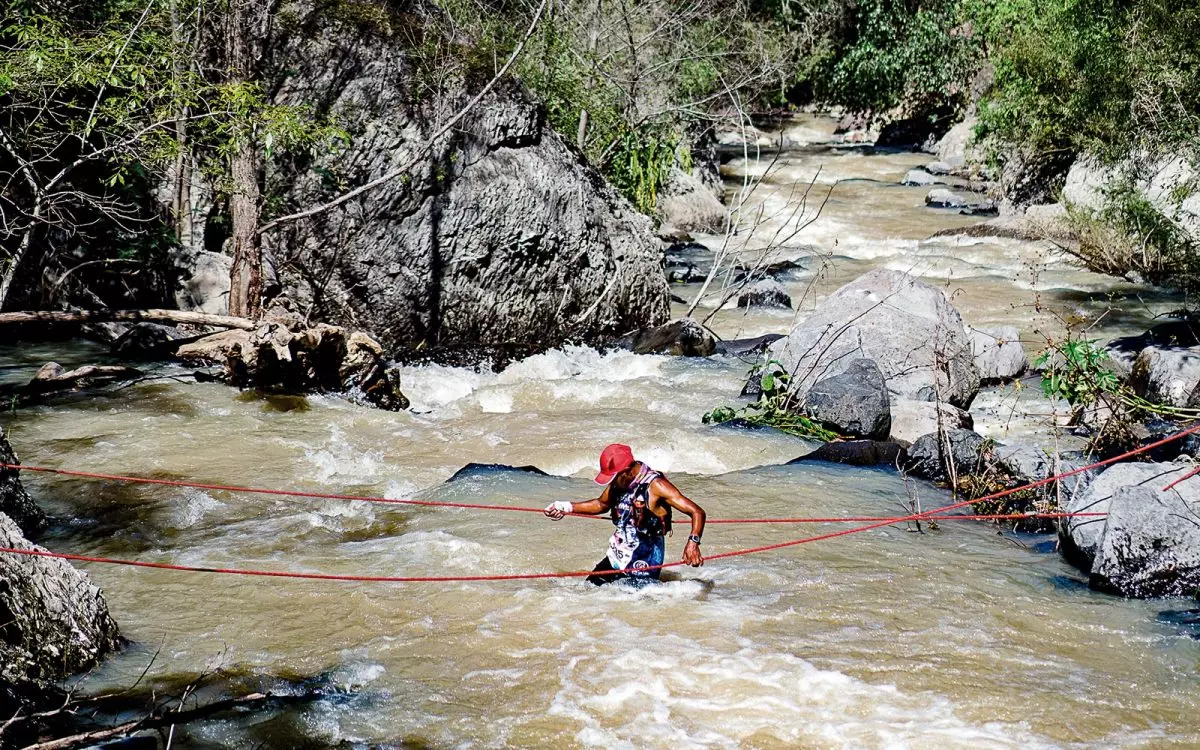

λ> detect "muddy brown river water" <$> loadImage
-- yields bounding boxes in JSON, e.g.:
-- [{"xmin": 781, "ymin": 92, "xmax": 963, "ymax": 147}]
[{"xmin": 1, "ymin": 116, "xmax": 1197, "ymax": 748}]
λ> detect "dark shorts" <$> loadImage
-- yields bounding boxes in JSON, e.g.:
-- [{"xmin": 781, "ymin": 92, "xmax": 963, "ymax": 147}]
[{"xmin": 586, "ymin": 555, "xmax": 662, "ymax": 587}]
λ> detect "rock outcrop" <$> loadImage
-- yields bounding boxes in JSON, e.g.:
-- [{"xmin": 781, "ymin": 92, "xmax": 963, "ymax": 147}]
[
  {"xmin": 0, "ymin": 513, "xmax": 120, "ymax": 693},
  {"xmin": 0, "ymin": 427, "xmax": 46, "ymax": 535},
  {"xmin": 0, "ymin": 442, "xmax": 119, "ymax": 712},
  {"xmin": 256, "ymin": 14, "xmax": 669, "ymax": 353},
  {"xmin": 1129, "ymin": 347, "xmax": 1200, "ymax": 408},
  {"xmin": 658, "ymin": 167, "xmax": 728, "ymax": 235},
  {"xmin": 1059, "ymin": 461, "xmax": 1200, "ymax": 597},
  {"xmin": 763, "ymin": 270, "xmax": 980, "ymax": 408},
  {"xmin": 802, "ymin": 359, "xmax": 891, "ymax": 440},
  {"xmin": 176, "ymin": 315, "xmax": 408, "ymax": 410}
]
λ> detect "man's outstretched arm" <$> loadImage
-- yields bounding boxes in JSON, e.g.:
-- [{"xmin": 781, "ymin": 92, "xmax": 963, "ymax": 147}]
[
  {"xmin": 653, "ymin": 478, "xmax": 706, "ymax": 567},
  {"xmin": 544, "ymin": 485, "xmax": 612, "ymax": 520}
]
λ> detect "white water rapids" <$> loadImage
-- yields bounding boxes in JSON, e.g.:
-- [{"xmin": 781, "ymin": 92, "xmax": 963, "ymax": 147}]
[{"xmin": 1, "ymin": 116, "xmax": 1197, "ymax": 748}]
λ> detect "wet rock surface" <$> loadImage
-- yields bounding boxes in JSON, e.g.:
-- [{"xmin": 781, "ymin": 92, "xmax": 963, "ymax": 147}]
[
  {"xmin": 1088, "ymin": 484, "xmax": 1200, "ymax": 598},
  {"xmin": 889, "ymin": 398, "xmax": 973, "ymax": 445},
  {"xmin": 617, "ymin": 318, "xmax": 716, "ymax": 357}
]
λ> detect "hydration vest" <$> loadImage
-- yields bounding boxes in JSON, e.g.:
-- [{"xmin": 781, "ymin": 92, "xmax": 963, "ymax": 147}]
[{"xmin": 611, "ymin": 463, "xmax": 672, "ymax": 538}]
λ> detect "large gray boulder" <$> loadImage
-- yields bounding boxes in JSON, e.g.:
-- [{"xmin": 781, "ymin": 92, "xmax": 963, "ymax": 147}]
[
  {"xmin": 1059, "ymin": 461, "xmax": 1197, "ymax": 571},
  {"xmin": 765, "ymin": 270, "xmax": 981, "ymax": 408},
  {"xmin": 260, "ymin": 15, "xmax": 669, "ymax": 352},
  {"xmin": 1063, "ymin": 155, "xmax": 1200, "ymax": 243},
  {"xmin": 1129, "ymin": 347, "xmax": 1200, "ymax": 408},
  {"xmin": 0, "ymin": 513, "xmax": 120, "ymax": 691},
  {"xmin": 0, "ymin": 426, "xmax": 45, "ymax": 536},
  {"xmin": 969, "ymin": 326, "xmax": 1028, "ymax": 383},
  {"xmin": 1089, "ymin": 485, "xmax": 1200, "ymax": 598},
  {"xmin": 802, "ymin": 359, "xmax": 891, "ymax": 440},
  {"xmin": 658, "ymin": 166, "xmax": 727, "ymax": 235}
]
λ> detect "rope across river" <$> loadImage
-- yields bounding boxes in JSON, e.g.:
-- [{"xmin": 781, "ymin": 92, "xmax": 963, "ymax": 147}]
[{"xmin": 1, "ymin": 422, "xmax": 1197, "ymax": 583}]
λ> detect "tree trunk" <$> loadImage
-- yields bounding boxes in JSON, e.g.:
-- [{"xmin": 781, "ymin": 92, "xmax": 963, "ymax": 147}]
[
  {"xmin": 225, "ymin": 0, "xmax": 262, "ymax": 319},
  {"xmin": 0, "ymin": 308, "xmax": 256, "ymax": 330},
  {"xmin": 0, "ymin": 200, "xmax": 42, "ymax": 312},
  {"xmin": 227, "ymin": 136, "xmax": 261, "ymax": 318}
]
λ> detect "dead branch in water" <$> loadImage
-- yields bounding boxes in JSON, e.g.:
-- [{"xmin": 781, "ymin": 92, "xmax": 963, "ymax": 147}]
[
  {"xmin": 0, "ymin": 309, "xmax": 256, "ymax": 331},
  {"xmin": 19, "ymin": 692, "xmax": 271, "ymax": 750}
]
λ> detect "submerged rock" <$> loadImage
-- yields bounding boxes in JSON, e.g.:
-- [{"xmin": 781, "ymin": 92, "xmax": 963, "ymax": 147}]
[
  {"xmin": 0, "ymin": 427, "xmax": 45, "ymax": 536},
  {"xmin": 715, "ymin": 334, "xmax": 784, "ymax": 357},
  {"xmin": 176, "ymin": 317, "xmax": 408, "ymax": 410},
  {"xmin": 969, "ymin": 326, "xmax": 1028, "ymax": 383},
  {"xmin": 24, "ymin": 362, "xmax": 143, "ymax": 398},
  {"xmin": 763, "ymin": 269, "xmax": 980, "ymax": 408},
  {"xmin": 789, "ymin": 440, "xmax": 905, "ymax": 468},
  {"xmin": 446, "ymin": 463, "xmax": 550, "ymax": 482},
  {"xmin": 737, "ymin": 279, "xmax": 792, "ymax": 309},
  {"xmin": 803, "ymin": 359, "xmax": 891, "ymax": 440},
  {"xmin": 902, "ymin": 169, "xmax": 943, "ymax": 187},
  {"xmin": 618, "ymin": 318, "xmax": 716, "ymax": 357}
]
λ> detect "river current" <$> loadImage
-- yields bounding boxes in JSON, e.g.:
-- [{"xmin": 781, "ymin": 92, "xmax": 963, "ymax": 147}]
[{"xmin": 1, "ymin": 116, "xmax": 1197, "ymax": 748}]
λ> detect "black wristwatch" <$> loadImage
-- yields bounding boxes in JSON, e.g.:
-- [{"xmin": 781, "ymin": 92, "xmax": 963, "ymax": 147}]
[{"xmin": 687, "ymin": 534, "xmax": 702, "ymax": 545}]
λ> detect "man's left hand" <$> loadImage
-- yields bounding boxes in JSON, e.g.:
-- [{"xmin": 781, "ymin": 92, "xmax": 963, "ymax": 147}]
[{"xmin": 683, "ymin": 540, "xmax": 703, "ymax": 567}]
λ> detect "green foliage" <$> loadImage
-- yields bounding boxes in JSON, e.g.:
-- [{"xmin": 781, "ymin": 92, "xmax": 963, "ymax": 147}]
[
  {"xmin": 970, "ymin": 0, "xmax": 1200, "ymax": 162},
  {"xmin": 606, "ymin": 127, "xmax": 679, "ymax": 215},
  {"xmin": 803, "ymin": 0, "xmax": 979, "ymax": 116},
  {"xmin": 1034, "ymin": 338, "xmax": 1119, "ymax": 408},
  {"xmin": 703, "ymin": 360, "xmax": 841, "ymax": 441}
]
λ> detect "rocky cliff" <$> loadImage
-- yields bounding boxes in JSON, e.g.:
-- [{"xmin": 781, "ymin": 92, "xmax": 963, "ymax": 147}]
[{"xmin": 171, "ymin": 5, "xmax": 670, "ymax": 354}]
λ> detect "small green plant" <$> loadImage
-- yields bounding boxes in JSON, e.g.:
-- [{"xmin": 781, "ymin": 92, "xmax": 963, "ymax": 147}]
[
  {"xmin": 1034, "ymin": 338, "xmax": 1120, "ymax": 408},
  {"xmin": 703, "ymin": 360, "xmax": 840, "ymax": 441}
]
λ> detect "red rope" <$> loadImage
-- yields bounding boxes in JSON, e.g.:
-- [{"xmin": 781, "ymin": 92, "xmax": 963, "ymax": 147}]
[{"xmin": 0, "ymin": 422, "xmax": 1195, "ymax": 582}]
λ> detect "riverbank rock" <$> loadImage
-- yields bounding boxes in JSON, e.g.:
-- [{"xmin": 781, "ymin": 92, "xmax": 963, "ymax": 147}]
[
  {"xmin": 888, "ymin": 398, "xmax": 973, "ymax": 445},
  {"xmin": 789, "ymin": 440, "xmax": 905, "ymax": 468},
  {"xmin": 617, "ymin": 318, "xmax": 716, "ymax": 357},
  {"xmin": 0, "ymin": 511, "xmax": 119, "ymax": 706},
  {"xmin": 1129, "ymin": 347, "xmax": 1200, "ymax": 408},
  {"xmin": 903, "ymin": 429, "xmax": 987, "ymax": 482},
  {"xmin": 176, "ymin": 317, "xmax": 408, "ymax": 410},
  {"xmin": 0, "ymin": 427, "xmax": 45, "ymax": 535},
  {"xmin": 258, "ymin": 13, "xmax": 668, "ymax": 354},
  {"xmin": 764, "ymin": 269, "xmax": 980, "ymax": 408},
  {"xmin": 969, "ymin": 326, "xmax": 1028, "ymax": 383},
  {"xmin": 802, "ymin": 359, "xmax": 891, "ymax": 440},
  {"xmin": 658, "ymin": 167, "xmax": 728, "ymax": 235},
  {"xmin": 737, "ymin": 279, "xmax": 792, "ymax": 309},
  {"xmin": 1059, "ymin": 461, "xmax": 1195, "ymax": 572},
  {"xmin": 1090, "ymin": 485, "xmax": 1200, "ymax": 598}
]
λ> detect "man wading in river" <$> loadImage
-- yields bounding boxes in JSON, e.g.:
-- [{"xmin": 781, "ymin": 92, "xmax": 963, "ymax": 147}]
[{"xmin": 544, "ymin": 444, "xmax": 706, "ymax": 585}]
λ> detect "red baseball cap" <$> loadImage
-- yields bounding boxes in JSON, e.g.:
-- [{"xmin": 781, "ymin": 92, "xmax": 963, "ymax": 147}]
[{"xmin": 595, "ymin": 444, "xmax": 635, "ymax": 484}]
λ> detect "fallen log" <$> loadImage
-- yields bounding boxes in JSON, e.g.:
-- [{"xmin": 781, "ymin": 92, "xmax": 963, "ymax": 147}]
[{"xmin": 0, "ymin": 309, "xmax": 256, "ymax": 331}]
